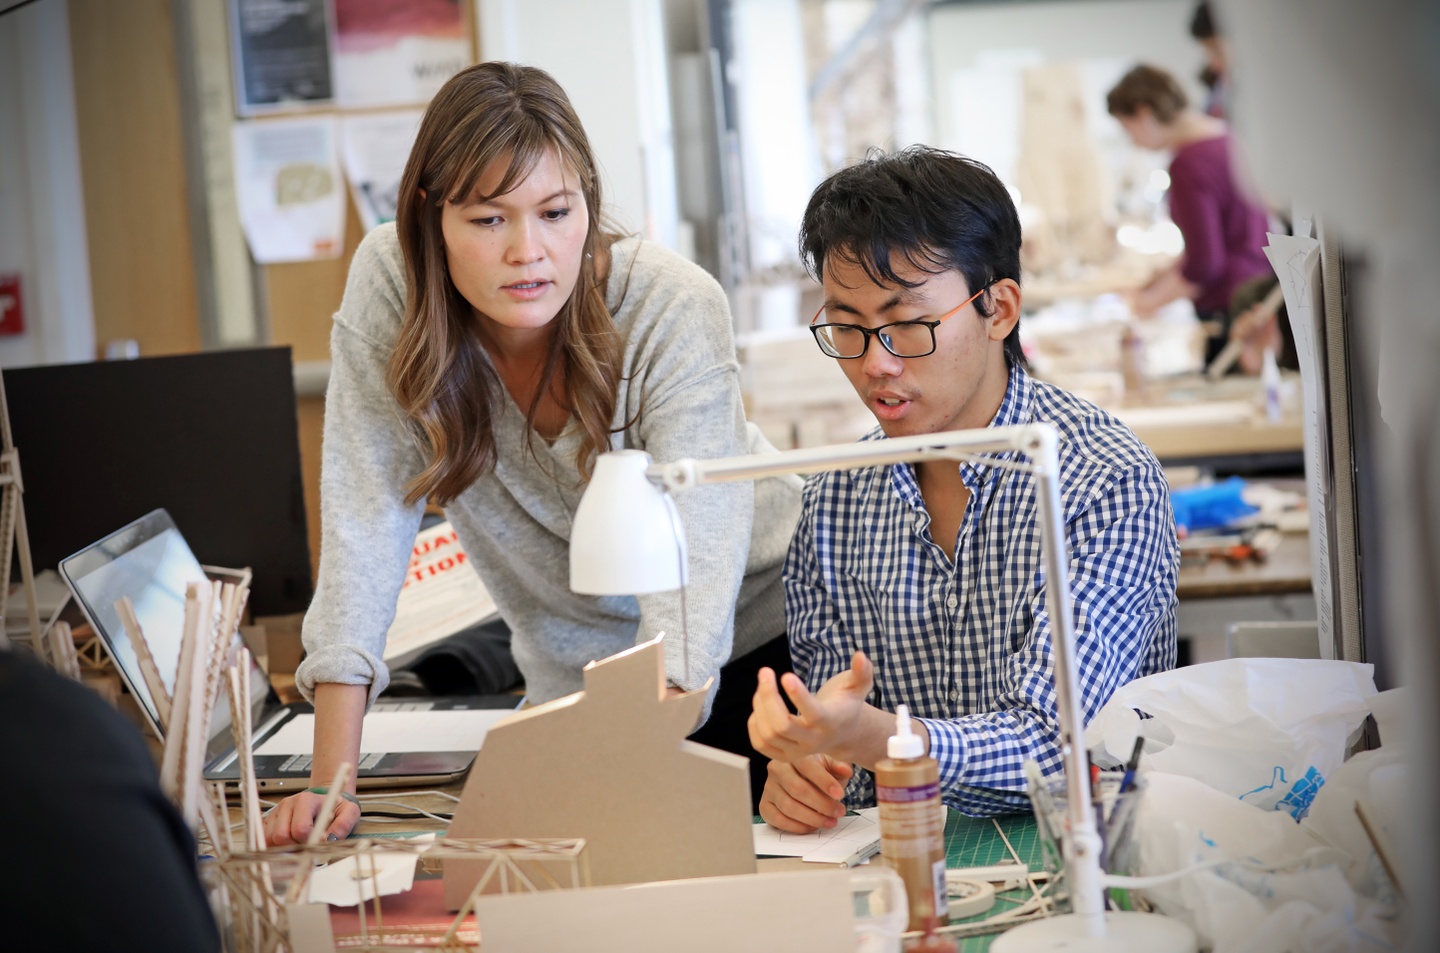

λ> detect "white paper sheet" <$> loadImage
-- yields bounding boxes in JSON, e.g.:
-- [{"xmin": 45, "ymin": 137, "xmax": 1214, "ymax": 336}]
[
  {"xmin": 339, "ymin": 111, "xmax": 423, "ymax": 232},
  {"xmin": 752, "ymin": 807, "xmax": 881, "ymax": 865},
  {"xmin": 254, "ymin": 708, "xmax": 517, "ymax": 756},
  {"xmin": 231, "ymin": 115, "xmax": 345, "ymax": 263},
  {"xmin": 1263, "ymin": 231, "xmax": 1330, "ymax": 657},
  {"xmin": 306, "ymin": 835, "xmax": 434, "ymax": 906},
  {"xmin": 384, "ymin": 520, "xmax": 500, "ymax": 662}
]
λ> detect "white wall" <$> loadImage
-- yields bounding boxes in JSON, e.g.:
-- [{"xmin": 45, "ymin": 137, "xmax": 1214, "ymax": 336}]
[
  {"xmin": 927, "ymin": 0, "xmax": 1202, "ymax": 189},
  {"xmin": 0, "ymin": 0, "xmax": 94, "ymax": 369},
  {"xmin": 728, "ymin": 0, "xmax": 822, "ymax": 275},
  {"xmin": 476, "ymin": 0, "xmax": 679, "ymax": 248}
]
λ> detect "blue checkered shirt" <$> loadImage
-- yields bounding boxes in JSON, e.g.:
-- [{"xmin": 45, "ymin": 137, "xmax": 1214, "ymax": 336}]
[{"xmin": 785, "ymin": 364, "xmax": 1178, "ymax": 815}]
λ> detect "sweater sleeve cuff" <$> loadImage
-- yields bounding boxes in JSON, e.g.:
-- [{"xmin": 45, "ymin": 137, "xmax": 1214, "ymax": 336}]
[
  {"xmin": 294, "ymin": 644, "xmax": 390, "ymax": 709},
  {"xmin": 662, "ymin": 634, "xmax": 721, "ymax": 727}
]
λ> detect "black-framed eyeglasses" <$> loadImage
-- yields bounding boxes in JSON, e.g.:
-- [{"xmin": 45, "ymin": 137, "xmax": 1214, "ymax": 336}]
[{"xmin": 809, "ymin": 284, "xmax": 992, "ymax": 359}]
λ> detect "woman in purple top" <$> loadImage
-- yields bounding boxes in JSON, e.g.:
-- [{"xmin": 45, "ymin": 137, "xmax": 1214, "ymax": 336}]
[{"xmin": 1107, "ymin": 64, "xmax": 1272, "ymax": 363}]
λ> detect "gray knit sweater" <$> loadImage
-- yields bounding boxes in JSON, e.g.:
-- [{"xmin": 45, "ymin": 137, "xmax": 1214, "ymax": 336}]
[{"xmin": 295, "ymin": 223, "xmax": 801, "ymax": 716}]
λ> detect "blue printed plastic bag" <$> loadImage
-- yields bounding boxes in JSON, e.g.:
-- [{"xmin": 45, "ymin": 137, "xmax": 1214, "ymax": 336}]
[{"xmin": 1084, "ymin": 659, "xmax": 1376, "ymax": 820}]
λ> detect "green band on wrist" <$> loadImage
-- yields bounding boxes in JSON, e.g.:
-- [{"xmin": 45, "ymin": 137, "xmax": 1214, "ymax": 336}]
[{"xmin": 307, "ymin": 786, "xmax": 361, "ymax": 807}]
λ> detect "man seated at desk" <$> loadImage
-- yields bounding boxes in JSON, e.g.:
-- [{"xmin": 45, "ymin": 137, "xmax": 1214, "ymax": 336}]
[{"xmin": 749, "ymin": 147, "xmax": 1180, "ymax": 830}]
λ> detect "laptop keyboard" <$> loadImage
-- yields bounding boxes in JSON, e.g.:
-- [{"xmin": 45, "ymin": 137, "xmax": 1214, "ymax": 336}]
[
  {"xmin": 373, "ymin": 701, "xmax": 437, "ymax": 712},
  {"xmin": 276, "ymin": 701, "xmax": 437, "ymax": 773},
  {"xmin": 279, "ymin": 751, "xmax": 384, "ymax": 773}
]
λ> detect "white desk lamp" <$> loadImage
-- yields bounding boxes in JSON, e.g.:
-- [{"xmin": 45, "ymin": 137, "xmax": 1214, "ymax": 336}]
[{"xmin": 570, "ymin": 424, "xmax": 1195, "ymax": 952}]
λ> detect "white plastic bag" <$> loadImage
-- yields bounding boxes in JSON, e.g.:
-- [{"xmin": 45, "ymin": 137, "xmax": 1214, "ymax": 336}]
[
  {"xmin": 1132, "ymin": 773, "xmax": 1397, "ymax": 953},
  {"xmin": 1085, "ymin": 659, "xmax": 1377, "ymax": 818},
  {"xmin": 1300, "ymin": 687, "xmax": 1410, "ymax": 896}
]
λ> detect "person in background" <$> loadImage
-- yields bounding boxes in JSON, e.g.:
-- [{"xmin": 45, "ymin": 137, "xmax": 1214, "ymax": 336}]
[
  {"xmin": 1107, "ymin": 64, "xmax": 1273, "ymax": 366},
  {"xmin": 748, "ymin": 147, "xmax": 1178, "ymax": 830},
  {"xmin": 0, "ymin": 646, "xmax": 220, "ymax": 951},
  {"xmin": 265, "ymin": 62, "xmax": 800, "ymax": 845},
  {"xmin": 1190, "ymin": 2, "xmax": 1229, "ymax": 120}
]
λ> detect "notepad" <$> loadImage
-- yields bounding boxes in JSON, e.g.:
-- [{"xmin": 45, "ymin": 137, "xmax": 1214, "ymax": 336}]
[{"xmin": 752, "ymin": 807, "xmax": 881, "ymax": 865}]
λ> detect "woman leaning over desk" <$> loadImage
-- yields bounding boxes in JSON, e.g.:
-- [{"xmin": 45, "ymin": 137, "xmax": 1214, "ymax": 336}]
[
  {"xmin": 1107, "ymin": 63, "xmax": 1273, "ymax": 364},
  {"xmin": 264, "ymin": 62, "xmax": 800, "ymax": 844}
]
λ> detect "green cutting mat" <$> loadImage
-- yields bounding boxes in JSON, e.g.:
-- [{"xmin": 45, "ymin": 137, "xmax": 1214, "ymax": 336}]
[
  {"xmin": 942, "ymin": 811, "xmax": 1045, "ymax": 953},
  {"xmin": 945, "ymin": 811, "xmax": 1041, "ymax": 869}
]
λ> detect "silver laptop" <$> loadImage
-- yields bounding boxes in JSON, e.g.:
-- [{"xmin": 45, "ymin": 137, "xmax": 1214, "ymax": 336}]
[{"xmin": 59, "ymin": 508, "xmax": 518, "ymax": 792}]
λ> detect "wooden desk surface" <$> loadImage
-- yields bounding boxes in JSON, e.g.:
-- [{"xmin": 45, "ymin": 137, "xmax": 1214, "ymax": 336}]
[
  {"xmin": 1176, "ymin": 530, "xmax": 1312, "ymax": 599},
  {"xmin": 1107, "ymin": 374, "xmax": 1304, "ymax": 464}
]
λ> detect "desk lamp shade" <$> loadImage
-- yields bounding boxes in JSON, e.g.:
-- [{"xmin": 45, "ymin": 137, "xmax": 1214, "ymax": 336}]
[{"xmin": 570, "ymin": 450, "xmax": 688, "ymax": 595}]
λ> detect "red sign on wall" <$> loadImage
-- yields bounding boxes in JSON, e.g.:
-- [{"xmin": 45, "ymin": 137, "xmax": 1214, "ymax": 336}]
[{"xmin": 0, "ymin": 274, "xmax": 22, "ymax": 336}]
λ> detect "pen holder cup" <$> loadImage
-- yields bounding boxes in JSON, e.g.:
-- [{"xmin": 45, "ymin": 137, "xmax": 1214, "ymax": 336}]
[{"xmin": 1027, "ymin": 770, "xmax": 1146, "ymax": 912}]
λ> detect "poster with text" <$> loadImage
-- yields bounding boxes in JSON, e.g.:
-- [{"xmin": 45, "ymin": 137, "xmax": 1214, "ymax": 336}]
[
  {"xmin": 230, "ymin": 0, "xmax": 333, "ymax": 114},
  {"xmin": 231, "ymin": 116, "xmax": 345, "ymax": 263},
  {"xmin": 332, "ymin": 0, "xmax": 470, "ymax": 109},
  {"xmin": 384, "ymin": 520, "xmax": 498, "ymax": 662},
  {"xmin": 340, "ymin": 110, "xmax": 424, "ymax": 232}
]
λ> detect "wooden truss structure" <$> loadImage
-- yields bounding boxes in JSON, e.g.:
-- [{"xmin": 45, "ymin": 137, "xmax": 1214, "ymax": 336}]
[
  {"xmin": 118, "ymin": 567, "xmax": 596, "ymax": 951},
  {"xmin": 209, "ymin": 837, "xmax": 591, "ymax": 953},
  {"xmin": 0, "ymin": 370, "xmax": 42, "ymax": 656}
]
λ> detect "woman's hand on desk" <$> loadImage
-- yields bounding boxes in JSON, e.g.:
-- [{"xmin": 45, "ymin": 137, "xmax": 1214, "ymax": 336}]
[
  {"xmin": 758, "ymin": 754, "xmax": 853, "ymax": 834},
  {"xmin": 264, "ymin": 788, "xmax": 362, "ymax": 846},
  {"xmin": 268, "ymin": 682, "xmax": 367, "ymax": 846}
]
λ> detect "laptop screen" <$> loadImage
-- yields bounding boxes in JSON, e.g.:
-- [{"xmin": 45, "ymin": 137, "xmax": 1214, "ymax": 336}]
[{"xmin": 61, "ymin": 509, "xmax": 271, "ymax": 746}]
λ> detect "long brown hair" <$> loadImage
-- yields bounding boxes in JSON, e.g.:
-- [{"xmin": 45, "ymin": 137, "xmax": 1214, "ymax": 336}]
[{"xmin": 389, "ymin": 62, "xmax": 622, "ymax": 506}]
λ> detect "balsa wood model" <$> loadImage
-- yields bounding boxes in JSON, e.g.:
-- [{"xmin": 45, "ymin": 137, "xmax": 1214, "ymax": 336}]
[{"xmin": 444, "ymin": 634, "xmax": 755, "ymax": 909}]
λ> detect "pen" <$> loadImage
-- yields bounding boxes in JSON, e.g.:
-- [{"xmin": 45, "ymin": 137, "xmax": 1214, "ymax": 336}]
[
  {"xmin": 1119, "ymin": 737, "xmax": 1144, "ymax": 794},
  {"xmin": 842, "ymin": 839, "xmax": 882, "ymax": 868}
]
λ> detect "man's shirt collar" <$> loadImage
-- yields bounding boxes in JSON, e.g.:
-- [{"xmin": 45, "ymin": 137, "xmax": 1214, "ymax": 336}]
[{"xmin": 887, "ymin": 361, "xmax": 1033, "ymax": 506}]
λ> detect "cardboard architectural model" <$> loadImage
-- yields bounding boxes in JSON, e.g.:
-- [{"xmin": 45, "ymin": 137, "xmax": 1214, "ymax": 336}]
[{"xmin": 444, "ymin": 635, "xmax": 755, "ymax": 909}]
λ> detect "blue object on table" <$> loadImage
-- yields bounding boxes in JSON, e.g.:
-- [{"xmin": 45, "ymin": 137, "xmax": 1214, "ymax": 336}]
[{"xmin": 1171, "ymin": 477, "xmax": 1258, "ymax": 534}]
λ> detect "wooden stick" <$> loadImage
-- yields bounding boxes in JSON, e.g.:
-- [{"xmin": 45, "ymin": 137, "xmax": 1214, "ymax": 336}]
[
  {"xmin": 197, "ymin": 583, "xmax": 237, "ymax": 758},
  {"xmin": 46, "ymin": 620, "xmax": 81, "ymax": 680},
  {"xmin": 227, "ymin": 662, "xmax": 265, "ymax": 853},
  {"xmin": 1354, "ymin": 800, "xmax": 1405, "ymax": 899},
  {"xmin": 196, "ymin": 782, "xmax": 225, "ymax": 858},
  {"xmin": 181, "ymin": 581, "xmax": 219, "ymax": 830},
  {"xmin": 115, "ymin": 596, "xmax": 173, "ymax": 728},
  {"xmin": 210, "ymin": 781, "xmax": 234, "ymax": 857},
  {"xmin": 308, "ymin": 762, "xmax": 353, "ymax": 848},
  {"xmin": 159, "ymin": 583, "xmax": 203, "ymax": 800},
  {"xmin": 227, "ymin": 654, "xmax": 280, "ymax": 948},
  {"xmin": 162, "ymin": 579, "xmax": 215, "ymax": 829}
]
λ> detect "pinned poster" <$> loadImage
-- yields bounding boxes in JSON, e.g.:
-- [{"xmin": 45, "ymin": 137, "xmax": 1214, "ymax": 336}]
[
  {"xmin": 229, "ymin": 0, "xmax": 334, "ymax": 115},
  {"xmin": 332, "ymin": 0, "xmax": 470, "ymax": 109},
  {"xmin": 340, "ymin": 111, "xmax": 424, "ymax": 232},
  {"xmin": 231, "ymin": 115, "xmax": 346, "ymax": 263}
]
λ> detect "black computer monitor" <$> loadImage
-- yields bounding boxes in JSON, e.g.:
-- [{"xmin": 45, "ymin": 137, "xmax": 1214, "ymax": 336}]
[{"xmin": 3, "ymin": 346, "xmax": 313, "ymax": 617}]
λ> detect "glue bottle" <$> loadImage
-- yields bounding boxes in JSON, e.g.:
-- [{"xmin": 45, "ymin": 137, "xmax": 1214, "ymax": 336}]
[{"xmin": 875, "ymin": 704, "xmax": 948, "ymax": 933}]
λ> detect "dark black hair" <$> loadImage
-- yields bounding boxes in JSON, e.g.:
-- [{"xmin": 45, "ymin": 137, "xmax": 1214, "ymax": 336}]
[
  {"xmin": 798, "ymin": 145, "xmax": 1024, "ymax": 368},
  {"xmin": 1190, "ymin": 2, "xmax": 1217, "ymax": 40}
]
